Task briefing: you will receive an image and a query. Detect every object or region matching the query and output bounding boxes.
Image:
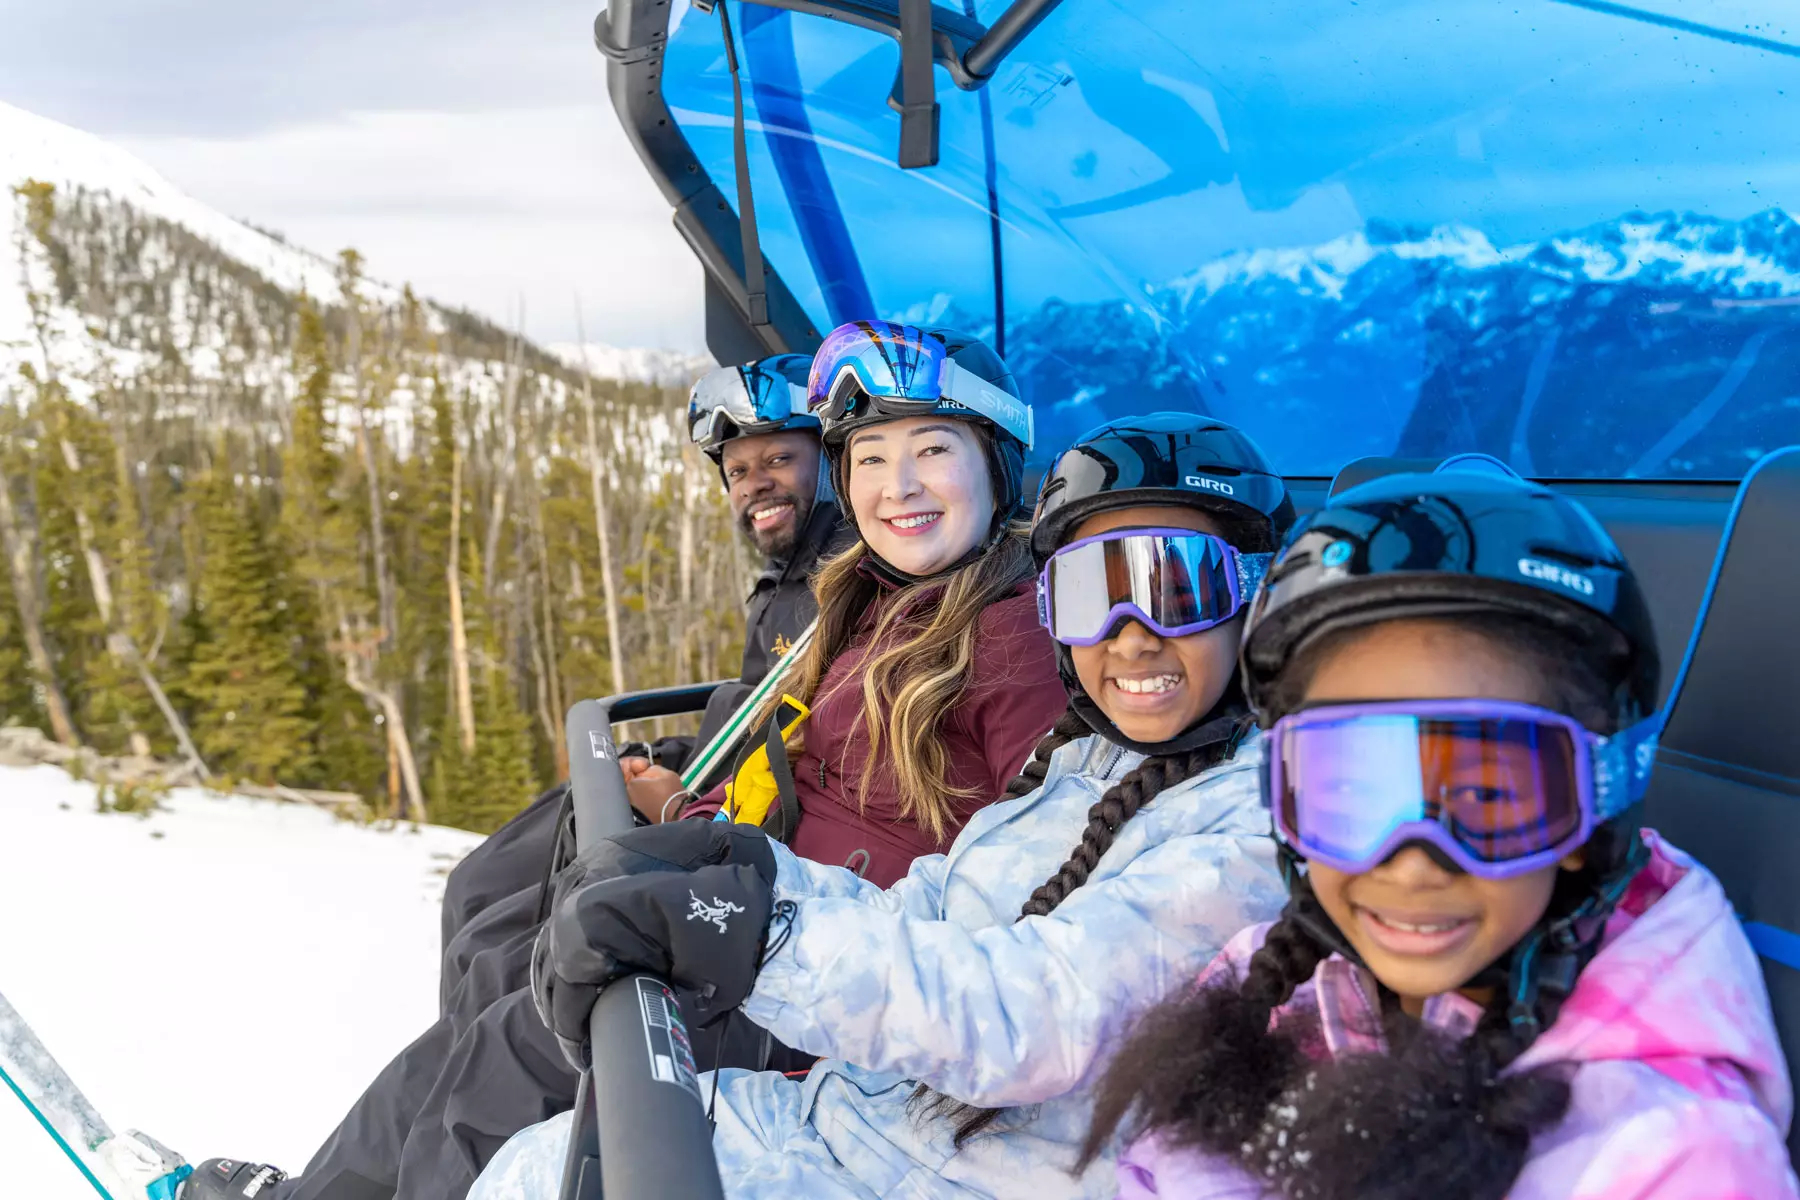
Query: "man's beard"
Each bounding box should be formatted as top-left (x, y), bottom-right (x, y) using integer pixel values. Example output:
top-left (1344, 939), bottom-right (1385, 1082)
top-left (738, 490), bottom-right (812, 560)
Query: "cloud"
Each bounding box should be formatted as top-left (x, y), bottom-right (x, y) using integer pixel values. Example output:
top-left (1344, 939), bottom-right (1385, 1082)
top-left (119, 105), bottom-right (707, 352)
top-left (0, 0), bottom-right (608, 137)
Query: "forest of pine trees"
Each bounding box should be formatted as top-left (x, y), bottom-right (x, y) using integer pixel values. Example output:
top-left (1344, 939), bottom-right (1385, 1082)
top-left (1, 180), bottom-right (755, 832)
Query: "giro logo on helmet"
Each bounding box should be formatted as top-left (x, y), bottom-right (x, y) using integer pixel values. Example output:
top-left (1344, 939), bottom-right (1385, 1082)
top-left (1518, 557), bottom-right (1596, 595)
top-left (1184, 475), bottom-right (1236, 496)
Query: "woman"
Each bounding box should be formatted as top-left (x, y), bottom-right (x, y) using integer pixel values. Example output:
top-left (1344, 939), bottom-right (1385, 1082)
top-left (631, 321), bottom-right (1066, 888)
top-left (1087, 462), bottom-right (1795, 1199)
top-left (471, 413), bottom-right (1293, 1199)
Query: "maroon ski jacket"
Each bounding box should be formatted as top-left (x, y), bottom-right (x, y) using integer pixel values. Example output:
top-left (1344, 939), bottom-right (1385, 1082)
top-left (687, 583), bottom-right (1064, 887)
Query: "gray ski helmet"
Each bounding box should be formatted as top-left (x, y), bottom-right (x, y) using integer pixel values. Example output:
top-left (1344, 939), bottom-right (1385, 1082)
top-left (1241, 461), bottom-right (1659, 728)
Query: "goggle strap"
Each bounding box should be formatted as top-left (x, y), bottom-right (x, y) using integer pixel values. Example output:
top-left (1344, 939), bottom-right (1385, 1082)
top-left (939, 358), bottom-right (1034, 448)
top-left (1234, 551), bottom-right (1273, 601)
top-left (1592, 712), bottom-right (1665, 821)
top-left (785, 381), bottom-right (810, 417)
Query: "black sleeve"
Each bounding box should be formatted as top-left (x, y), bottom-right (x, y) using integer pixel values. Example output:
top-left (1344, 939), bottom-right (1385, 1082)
top-left (649, 735), bottom-right (697, 772)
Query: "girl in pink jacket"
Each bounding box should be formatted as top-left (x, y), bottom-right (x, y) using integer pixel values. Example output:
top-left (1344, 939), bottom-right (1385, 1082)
top-left (1083, 462), bottom-right (1797, 1200)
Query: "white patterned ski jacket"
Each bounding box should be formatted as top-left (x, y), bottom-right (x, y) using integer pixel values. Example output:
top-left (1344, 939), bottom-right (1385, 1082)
top-left (469, 731), bottom-right (1286, 1200)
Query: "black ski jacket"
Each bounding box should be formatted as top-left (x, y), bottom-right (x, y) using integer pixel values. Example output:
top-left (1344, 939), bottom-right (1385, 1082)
top-left (440, 502), bottom-right (846, 951)
top-left (673, 502), bottom-right (849, 767)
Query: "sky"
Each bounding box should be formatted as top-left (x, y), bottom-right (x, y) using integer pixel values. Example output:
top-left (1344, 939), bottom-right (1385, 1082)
top-left (0, 0), bottom-right (708, 352)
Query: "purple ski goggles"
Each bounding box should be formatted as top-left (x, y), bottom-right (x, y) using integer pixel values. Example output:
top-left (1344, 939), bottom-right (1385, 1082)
top-left (1269, 700), bottom-right (1662, 879)
top-left (1036, 528), bottom-right (1272, 647)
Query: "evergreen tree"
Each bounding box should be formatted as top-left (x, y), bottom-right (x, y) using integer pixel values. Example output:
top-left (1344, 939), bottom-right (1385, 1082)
top-left (279, 299), bottom-right (385, 796)
top-left (184, 469), bottom-right (315, 783)
top-left (31, 390), bottom-right (159, 754)
top-left (0, 545), bottom-right (36, 726)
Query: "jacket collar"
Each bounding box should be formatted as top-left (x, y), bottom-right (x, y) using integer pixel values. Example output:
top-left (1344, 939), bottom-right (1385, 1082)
top-left (752, 503), bottom-right (847, 597)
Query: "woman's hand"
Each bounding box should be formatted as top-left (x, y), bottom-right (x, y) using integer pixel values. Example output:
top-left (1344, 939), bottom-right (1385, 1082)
top-left (625, 764), bottom-right (687, 823)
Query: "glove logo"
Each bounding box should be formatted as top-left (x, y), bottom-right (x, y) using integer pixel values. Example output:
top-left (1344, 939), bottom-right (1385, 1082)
top-left (686, 889), bottom-right (746, 933)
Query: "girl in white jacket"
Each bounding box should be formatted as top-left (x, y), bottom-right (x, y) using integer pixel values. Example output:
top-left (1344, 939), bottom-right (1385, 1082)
top-left (472, 413), bottom-right (1295, 1200)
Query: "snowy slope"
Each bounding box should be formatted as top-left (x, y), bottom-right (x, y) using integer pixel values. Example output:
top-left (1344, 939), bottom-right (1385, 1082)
top-left (546, 341), bottom-right (713, 387)
top-left (0, 764), bottom-right (484, 1196)
top-left (0, 100), bottom-right (369, 307)
top-left (1, 100), bottom-right (698, 389)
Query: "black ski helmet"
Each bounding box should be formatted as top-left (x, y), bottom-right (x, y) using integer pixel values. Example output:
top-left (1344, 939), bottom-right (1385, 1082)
top-left (1241, 458), bottom-right (1661, 1044)
top-left (1031, 412), bottom-right (1296, 754)
top-left (811, 323), bottom-right (1029, 582)
top-left (1241, 458), bottom-right (1659, 726)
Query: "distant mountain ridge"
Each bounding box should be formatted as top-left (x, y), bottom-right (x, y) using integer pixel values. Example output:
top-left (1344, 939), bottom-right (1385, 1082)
top-left (0, 100), bottom-right (705, 391)
top-left (913, 206), bottom-right (1800, 480)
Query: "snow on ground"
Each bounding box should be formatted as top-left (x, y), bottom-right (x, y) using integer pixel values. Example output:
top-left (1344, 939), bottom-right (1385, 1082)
top-left (0, 763), bottom-right (485, 1197)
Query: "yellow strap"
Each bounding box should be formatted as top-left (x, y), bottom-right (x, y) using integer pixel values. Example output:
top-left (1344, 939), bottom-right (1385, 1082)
top-left (722, 695), bottom-right (811, 826)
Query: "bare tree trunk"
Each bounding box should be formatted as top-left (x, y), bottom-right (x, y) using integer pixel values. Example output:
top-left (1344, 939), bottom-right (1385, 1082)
top-left (54, 431), bottom-right (208, 772)
top-left (0, 466), bottom-right (79, 746)
top-left (677, 441), bottom-right (699, 684)
top-left (482, 317), bottom-right (525, 602)
top-left (573, 304), bottom-right (627, 698)
top-left (522, 402), bottom-right (567, 773)
top-left (346, 315), bottom-right (398, 646)
top-left (446, 392), bottom-right (476, 754)
top-left (385, 723), bottom-right (402, 819)
top-left (522, 568), bottom-right (558, 765)
top-left (337, 614), bottom-right (427, 823)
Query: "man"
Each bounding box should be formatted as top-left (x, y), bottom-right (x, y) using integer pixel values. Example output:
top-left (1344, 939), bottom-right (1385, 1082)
top-left (436, 353), bottom-right (839, 944)
top-left (182, 356), bottom-right (845, 1200)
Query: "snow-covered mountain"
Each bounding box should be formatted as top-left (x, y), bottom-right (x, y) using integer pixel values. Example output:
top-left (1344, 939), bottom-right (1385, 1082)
top-left (980, 207), bottom-right (1800, 480)
top-left (0, 100), bottom-right (696, 392)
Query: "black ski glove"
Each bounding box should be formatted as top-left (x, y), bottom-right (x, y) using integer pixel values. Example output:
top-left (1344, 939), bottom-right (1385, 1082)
top-left (533, 826), bottom-right (780, 1064)
top-left (569, 817), bottom-right (775, 886)
top-left (540, 818), bottom-right (776, 927)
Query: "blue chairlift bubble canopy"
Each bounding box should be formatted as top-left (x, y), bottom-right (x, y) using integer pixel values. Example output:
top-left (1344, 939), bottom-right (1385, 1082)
top-left (652, 0), bottom-right (1800, 479)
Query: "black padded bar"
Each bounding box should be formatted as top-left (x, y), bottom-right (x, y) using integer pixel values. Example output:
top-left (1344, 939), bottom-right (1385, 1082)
top-left (962, 0), bottom-right (1065, 80)
top-left (559, 699), bottom-right (727, 1200)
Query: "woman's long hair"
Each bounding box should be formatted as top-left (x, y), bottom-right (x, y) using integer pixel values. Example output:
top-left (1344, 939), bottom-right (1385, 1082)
top-left (1078, 615), bottom-right (1629, 1200)
top-left (749, 422), bottom-right (1034, 845)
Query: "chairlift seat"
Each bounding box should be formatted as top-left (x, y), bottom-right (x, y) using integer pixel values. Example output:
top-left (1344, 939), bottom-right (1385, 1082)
top-left (1640, 446), bottom-right (1800, 1162)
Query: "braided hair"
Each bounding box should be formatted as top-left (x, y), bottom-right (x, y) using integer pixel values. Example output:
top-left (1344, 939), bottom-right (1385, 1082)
top-left (1077, 615), bottom-right (1639, 1198)
top-left (917, 701), bottom-right (1251, 1146)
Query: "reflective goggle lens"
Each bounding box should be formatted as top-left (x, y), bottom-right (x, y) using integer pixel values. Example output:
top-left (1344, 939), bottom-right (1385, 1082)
top-left (1040, 530), bottom-right (1253, 646)
top-left (689, 366), bottom-right (805, 448)
top-left (808, 321), bottom-right (948, 418)
top-left (1272, 705), bottom-right (1588, 875)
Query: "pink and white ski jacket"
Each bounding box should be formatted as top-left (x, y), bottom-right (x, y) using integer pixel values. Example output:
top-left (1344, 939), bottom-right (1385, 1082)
top-left (1116, 833), bottom-right (1798, 1199)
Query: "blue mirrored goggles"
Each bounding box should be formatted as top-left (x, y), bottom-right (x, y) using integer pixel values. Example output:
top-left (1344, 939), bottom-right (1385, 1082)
top-left (1036, 528), bottom-right (1271, 646)
top-left (688, 364), bottom-right (815, 455)
top-left (1269, 700), bottom-right (1662, 880)
top-left (807, 321), bottom-right (1033, 449)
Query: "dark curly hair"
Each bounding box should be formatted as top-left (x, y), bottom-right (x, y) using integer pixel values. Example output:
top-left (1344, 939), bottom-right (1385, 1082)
top-left (1077, 614), bottom-right (1640, 1199)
